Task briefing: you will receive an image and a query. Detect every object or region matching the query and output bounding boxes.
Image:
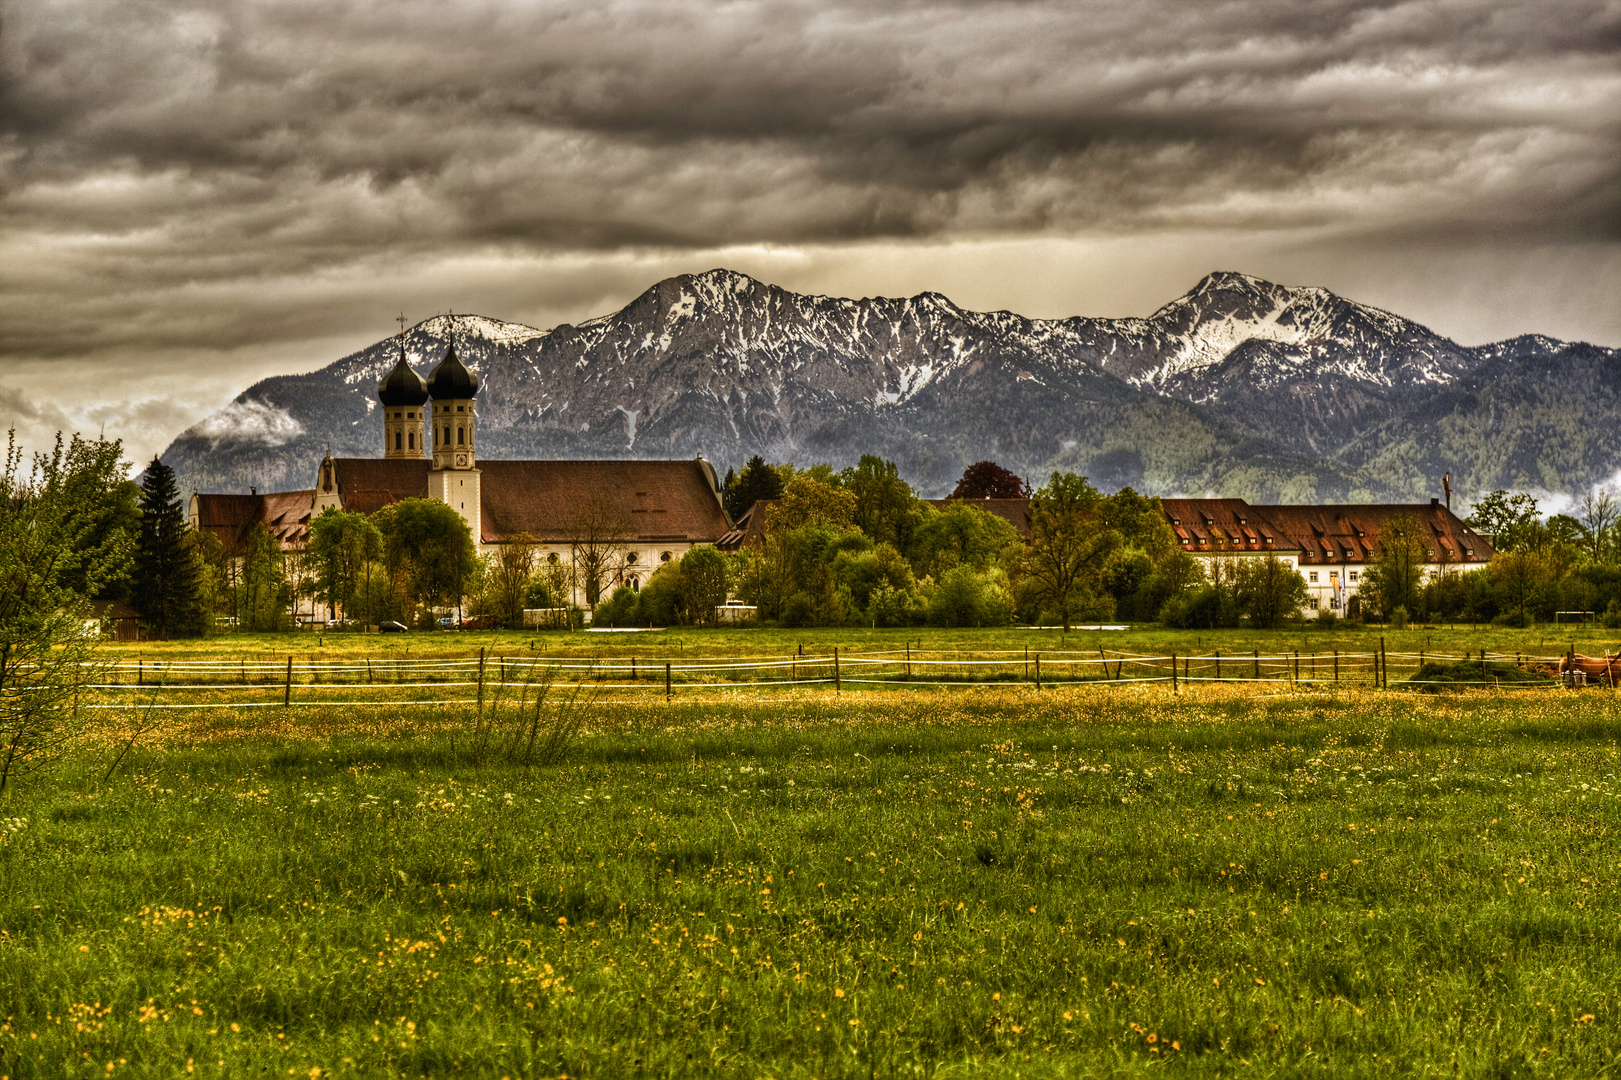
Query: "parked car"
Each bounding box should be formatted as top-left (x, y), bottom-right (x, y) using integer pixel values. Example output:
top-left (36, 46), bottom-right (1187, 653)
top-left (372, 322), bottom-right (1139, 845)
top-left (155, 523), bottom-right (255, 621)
top-left (378, 620), bottom-right (408, 633)
top-left (459, 614), bottom-right (498, 630)
top-left (437, 616), bottom-right (457, 630)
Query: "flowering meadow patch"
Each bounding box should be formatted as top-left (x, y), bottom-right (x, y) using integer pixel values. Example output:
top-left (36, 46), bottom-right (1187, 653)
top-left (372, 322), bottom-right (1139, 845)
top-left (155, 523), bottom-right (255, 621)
top-left (2, 685), bottom-right (1619, 1076)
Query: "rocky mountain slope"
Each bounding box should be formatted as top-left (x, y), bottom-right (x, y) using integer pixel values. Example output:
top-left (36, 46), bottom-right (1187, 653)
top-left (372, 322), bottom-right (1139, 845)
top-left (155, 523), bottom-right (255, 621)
top-left (160, 269), bottom-right (1618, 503)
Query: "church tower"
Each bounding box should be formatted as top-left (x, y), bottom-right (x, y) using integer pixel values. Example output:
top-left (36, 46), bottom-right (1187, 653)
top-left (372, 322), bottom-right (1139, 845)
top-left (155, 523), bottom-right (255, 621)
top-left (425, 328), bottom-right (483, 543)
top-left (427, 336), bottom-right (479, 470)
top-left (377, 337), bottom-right (429, 459)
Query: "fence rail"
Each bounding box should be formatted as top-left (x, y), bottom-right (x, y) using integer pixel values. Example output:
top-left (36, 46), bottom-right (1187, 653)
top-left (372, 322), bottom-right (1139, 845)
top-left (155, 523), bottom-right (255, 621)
top-left (74, 644), bottom-right (1589, 710)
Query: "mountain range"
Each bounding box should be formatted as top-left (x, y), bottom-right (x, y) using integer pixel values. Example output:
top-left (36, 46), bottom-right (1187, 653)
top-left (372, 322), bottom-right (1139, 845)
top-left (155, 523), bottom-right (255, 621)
top-left (160, 269), bottom-right (1621, 505)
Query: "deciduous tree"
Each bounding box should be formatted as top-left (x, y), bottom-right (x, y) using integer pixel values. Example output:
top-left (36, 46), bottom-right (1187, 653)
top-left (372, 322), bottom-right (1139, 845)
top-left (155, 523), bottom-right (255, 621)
top-left (1016, 472), bottom-right (1120, 631)
top-left (949, 461), bottom-right (1027, 499)
top-left (0, 432), bottom-right (128, 794)
top-left (307, 508), bottom-right (384, 621)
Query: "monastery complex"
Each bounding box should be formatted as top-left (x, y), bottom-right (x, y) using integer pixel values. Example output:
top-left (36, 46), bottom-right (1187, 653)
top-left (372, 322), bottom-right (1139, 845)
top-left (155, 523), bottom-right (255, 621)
top-left (188, 336), bottom-right (1494, 619)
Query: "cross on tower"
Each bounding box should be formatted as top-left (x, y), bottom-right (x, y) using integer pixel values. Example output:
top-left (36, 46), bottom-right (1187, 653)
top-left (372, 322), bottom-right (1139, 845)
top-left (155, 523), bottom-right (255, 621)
top-left (396, 311), bottom-right (407, 336)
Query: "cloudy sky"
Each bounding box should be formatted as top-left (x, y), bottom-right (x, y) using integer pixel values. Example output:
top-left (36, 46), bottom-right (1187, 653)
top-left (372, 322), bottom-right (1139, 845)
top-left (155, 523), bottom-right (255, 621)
top-left (3, 0), bottom-right (1618, 465)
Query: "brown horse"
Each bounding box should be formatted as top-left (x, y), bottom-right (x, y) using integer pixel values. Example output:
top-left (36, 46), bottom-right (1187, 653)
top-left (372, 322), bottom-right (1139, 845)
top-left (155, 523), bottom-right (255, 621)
top-left (1558, 653), bottom-right (1621, 683)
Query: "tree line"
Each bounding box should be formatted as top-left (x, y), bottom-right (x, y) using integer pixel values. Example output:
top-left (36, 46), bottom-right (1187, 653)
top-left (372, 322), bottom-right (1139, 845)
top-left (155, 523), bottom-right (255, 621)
top-left (31, 428), bottom-right (1621, 638)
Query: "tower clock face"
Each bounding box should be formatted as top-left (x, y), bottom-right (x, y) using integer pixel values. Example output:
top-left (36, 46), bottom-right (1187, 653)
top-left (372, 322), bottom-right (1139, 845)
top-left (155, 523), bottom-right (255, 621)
top-left (456, 454), bottom-right (468, 467)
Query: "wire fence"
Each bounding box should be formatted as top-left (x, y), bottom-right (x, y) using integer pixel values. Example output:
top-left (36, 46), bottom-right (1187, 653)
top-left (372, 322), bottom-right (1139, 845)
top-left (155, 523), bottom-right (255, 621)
top-left (76, 643), bottom-right (1591, 711)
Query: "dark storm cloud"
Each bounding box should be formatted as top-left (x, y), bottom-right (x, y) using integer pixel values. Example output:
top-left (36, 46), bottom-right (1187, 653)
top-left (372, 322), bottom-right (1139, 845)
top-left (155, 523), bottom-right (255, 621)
top-left (2, 0), bottom-right (1618, 461)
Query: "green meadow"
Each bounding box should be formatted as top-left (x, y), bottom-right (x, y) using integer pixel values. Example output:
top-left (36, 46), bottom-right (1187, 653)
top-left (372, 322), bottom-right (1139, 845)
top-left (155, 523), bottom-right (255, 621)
top-left (5, 676), bottom-right (1621, 1078)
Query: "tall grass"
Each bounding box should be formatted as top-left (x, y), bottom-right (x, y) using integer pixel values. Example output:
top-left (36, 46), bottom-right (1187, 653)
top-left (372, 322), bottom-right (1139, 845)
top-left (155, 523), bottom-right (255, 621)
top-left (2, 688), bottom-right (1619, 1076)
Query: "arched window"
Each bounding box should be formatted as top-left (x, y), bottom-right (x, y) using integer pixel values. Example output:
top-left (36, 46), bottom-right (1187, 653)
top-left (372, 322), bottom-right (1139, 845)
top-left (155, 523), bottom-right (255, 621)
top-left (394, 432), bottom-right (401, 451)
top-left (444, 426), bottom-right (451, 445)
top-left (408, 432), bottom-right (414, 450)
top-left (458, 427), bottom-right (465, 445)
top-left (629, 576), bottom-right (640, 591)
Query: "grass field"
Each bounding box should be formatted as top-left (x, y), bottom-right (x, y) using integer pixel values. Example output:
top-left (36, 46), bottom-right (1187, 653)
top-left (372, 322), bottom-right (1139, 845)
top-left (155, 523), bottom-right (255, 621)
top-left (4, 682), bottom-right (1621, 1077)
top-left (97, 621), bottom-right (1621, 664)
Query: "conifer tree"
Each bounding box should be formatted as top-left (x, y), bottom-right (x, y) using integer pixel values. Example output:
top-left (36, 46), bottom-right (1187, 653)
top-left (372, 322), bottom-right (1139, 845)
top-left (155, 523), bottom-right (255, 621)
top-left (132, 457), bottom-right (201, 638)
top-left (724, 455), bottom-right (785, 520)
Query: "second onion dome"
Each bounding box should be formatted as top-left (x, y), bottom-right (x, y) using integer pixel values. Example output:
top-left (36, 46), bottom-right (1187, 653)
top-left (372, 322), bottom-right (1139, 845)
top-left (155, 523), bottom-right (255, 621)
top-left (427, 339), bottom-right (480, 400)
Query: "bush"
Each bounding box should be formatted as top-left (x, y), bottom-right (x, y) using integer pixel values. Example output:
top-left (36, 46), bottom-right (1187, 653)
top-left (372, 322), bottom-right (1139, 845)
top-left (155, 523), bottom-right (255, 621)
top-left (779, 592), bottom-right (815, 628)
top-left (1390, 605), bottom-right (1409, 630)
top-left (1160, 586), bottom-right (1237, 629)
top-left (1315, 609), bottom-right (1337, 628)
top-left (593, 586), bottom-right (639, 628)
top-left (1604, 600), bottom-right (1621, 630)
top-left (1406, 660), bottom-right (1553, 692)
top-left (1491, 611), bottom-right (1529, 628)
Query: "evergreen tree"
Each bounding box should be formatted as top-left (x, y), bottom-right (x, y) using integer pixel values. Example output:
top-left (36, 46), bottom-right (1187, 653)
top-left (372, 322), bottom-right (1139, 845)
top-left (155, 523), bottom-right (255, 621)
top-left (724, 455), bottom-right (785, 520)
top-left (132, 457), bottom-right (202, 638)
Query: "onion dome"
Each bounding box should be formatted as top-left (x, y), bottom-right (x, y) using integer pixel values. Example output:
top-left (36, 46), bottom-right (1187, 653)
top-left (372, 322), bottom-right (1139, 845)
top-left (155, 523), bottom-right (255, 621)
top-left (377, 346), bottom-right (429, 407)
top-left (427, 339), bottom-right (480, 400)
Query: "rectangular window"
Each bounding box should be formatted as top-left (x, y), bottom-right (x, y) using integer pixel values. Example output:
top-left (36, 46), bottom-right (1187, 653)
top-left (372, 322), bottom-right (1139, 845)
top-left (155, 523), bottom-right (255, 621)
top-left (1348, 572), bottom-right (1358, 582)
top-left (407, 412), bottom-right (414, 419)
top-left (457, 405), bottom-right (465, 412)
top-left (394, 411), bottom-right (402, 419)
top-left (1309, 572), bottom-right (1318, 583)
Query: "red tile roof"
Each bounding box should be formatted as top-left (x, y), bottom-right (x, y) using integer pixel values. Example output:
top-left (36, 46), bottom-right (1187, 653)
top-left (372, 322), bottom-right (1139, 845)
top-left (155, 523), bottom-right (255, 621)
top-left (1158, 498), bottom-right (1290, 554)
top-left (192, 490), bottom-right (314, 551)
top-left (477, 459), bottom-right (729, 544)
top-left (1252, 502), bottom-right (1493, 566)
top-left (1157, 497), bottom-right (1495, 565)
top-left (716, 499), bottom-right (774, 551)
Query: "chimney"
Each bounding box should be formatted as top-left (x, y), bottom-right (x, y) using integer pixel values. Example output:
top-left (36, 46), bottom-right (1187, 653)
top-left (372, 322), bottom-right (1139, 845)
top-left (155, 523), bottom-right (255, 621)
top-left (250, 486), bottom-right (257, 495)
top-left (1431, 497), bottom-right (1440, 506)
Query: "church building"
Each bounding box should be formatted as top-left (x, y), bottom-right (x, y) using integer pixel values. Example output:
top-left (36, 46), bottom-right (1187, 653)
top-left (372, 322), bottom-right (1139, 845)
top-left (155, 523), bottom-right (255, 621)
top-left (190, 334), bottom-right (731, 606)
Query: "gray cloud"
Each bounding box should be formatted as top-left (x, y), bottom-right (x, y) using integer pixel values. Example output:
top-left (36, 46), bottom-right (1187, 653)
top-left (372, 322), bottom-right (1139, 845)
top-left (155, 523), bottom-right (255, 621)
top-left (1, 0), bottom-right (1617, 460)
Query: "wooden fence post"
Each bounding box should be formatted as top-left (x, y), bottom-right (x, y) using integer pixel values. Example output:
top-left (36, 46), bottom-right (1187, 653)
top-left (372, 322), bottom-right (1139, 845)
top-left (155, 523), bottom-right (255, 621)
top-left (1035, 654), bottom-right (1042, 690)
top-left (1380, 637), bottom-right (1387, 689)
top-left (834, 647), bottom-right (841, 693)
top-left (137, 659), bottom-right (143, 686)
top-left (476, 647), bottom-right (487, 715)
top-left (906, 642), bottom-right (912, 681)
top-left (1171, 652), bottom-right (1178, 694)
top-left (1215, 651), bottom-right (1221, 681)
top-left (284, 656), bottom-right (292, 706)
top-left (665, 662), bottom-right (672, 702)
top-left (1334, 650), bottom-right (1339, 683)
top-left (1253, 648), bottom-right (1259, 681)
